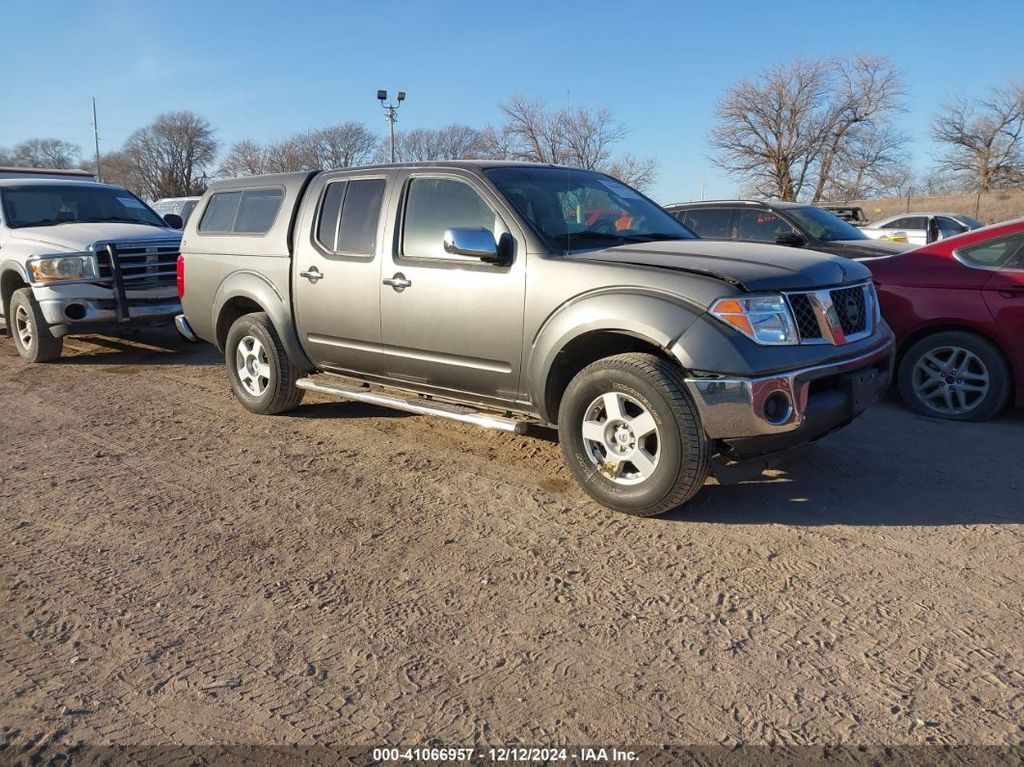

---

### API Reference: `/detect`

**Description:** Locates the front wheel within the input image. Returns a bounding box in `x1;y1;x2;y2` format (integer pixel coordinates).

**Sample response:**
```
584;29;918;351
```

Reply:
9;288;63;363
225;312;305;415
558;353;710;516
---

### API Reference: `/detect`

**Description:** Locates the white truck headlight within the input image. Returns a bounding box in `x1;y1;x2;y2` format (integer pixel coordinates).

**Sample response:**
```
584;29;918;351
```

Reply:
710;294;798;345
28;254;99;284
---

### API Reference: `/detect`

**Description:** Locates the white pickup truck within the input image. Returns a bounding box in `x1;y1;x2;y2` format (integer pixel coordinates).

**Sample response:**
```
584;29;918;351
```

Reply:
0;178;182;361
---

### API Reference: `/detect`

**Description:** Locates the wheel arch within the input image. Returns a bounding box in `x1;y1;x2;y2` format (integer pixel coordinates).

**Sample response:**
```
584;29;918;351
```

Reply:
1;263;30;321
530;293;700;424
212;271;313;372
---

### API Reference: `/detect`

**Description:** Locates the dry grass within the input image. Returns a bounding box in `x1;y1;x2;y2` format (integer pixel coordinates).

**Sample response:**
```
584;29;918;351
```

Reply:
837;190;1024;225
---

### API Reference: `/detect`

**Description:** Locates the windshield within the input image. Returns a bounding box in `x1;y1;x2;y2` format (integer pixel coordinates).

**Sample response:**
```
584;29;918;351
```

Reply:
788;206;867;242
0;184;167;229
957;215;983;229
484;166;695;253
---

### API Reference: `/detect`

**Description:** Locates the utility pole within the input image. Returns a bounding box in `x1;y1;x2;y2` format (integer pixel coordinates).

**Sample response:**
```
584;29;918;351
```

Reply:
92;97;101;182
377;89;406;163
700;176;705;201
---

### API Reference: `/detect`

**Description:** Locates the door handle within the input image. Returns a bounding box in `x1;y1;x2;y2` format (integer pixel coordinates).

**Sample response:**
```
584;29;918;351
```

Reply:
383;273;412;292
300;266;323;283
998;289;1024;298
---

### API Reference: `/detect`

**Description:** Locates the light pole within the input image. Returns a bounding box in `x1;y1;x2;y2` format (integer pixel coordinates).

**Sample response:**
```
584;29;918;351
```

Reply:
377;89;406;163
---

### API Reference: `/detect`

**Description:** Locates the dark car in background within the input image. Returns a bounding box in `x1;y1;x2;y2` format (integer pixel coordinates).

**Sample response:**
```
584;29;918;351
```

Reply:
665;200;908;260
868;219;1024;421
820;205;868;225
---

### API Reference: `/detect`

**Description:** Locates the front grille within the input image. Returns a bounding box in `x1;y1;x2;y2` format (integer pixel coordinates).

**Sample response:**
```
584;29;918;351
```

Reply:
785;283;871;344
830;285;868;335
788;293;822;340
93;239;180;290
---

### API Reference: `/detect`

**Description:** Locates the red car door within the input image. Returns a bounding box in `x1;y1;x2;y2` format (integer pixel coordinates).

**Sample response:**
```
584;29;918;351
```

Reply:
981;244;1024;406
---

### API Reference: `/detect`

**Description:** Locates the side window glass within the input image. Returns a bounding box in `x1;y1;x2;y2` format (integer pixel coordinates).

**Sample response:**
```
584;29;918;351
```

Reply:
734;209;793;242
938;217;967;237
338;179;386;255
199;191;241;233
682;208;732;239
403;178;497;259
199;188;283;234
957;234;1024;269
315;182;347;251
234;188;284;234
906;216;928;230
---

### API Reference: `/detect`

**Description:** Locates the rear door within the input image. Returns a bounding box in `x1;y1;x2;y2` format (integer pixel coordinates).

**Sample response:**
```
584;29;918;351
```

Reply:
378;170;526;403
292;173;390;374
979;235;1024;385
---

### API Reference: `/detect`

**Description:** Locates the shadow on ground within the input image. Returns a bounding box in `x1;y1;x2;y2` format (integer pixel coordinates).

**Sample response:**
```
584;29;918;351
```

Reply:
58;327;219;367
667;403;1022;527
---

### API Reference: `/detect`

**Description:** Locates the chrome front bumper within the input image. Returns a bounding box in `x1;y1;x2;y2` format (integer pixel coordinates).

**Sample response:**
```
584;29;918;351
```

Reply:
684;341;893;440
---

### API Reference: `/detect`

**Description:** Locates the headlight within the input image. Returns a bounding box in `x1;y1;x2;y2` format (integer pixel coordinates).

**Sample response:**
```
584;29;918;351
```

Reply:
710;294;798;345
28;254;99;283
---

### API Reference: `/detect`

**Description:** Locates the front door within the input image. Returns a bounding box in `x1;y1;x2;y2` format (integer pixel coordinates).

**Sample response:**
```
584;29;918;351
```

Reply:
378;173;526;403
292;174;390;374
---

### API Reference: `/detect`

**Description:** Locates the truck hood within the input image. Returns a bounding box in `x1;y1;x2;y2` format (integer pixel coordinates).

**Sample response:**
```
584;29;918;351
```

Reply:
571;239;871;292
7;223;180;253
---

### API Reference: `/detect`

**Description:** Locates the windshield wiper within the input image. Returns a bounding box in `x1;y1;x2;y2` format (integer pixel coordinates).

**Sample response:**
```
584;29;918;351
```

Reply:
615;233;687;243
21;219;65;227
77;217;149;224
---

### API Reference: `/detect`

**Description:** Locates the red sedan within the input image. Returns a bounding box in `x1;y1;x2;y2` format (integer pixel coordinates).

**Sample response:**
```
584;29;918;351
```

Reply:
867;219;1024;421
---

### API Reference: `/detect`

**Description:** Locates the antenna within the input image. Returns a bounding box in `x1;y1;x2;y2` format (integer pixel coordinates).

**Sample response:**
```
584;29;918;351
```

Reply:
92;97;101;182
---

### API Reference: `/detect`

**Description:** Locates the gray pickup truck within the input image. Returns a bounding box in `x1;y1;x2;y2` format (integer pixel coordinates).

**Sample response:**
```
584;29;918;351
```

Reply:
177;162;893;516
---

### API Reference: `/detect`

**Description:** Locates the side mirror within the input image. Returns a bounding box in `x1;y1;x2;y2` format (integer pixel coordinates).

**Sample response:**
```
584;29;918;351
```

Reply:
775;231;805;247
443;227;511;265
163;213;184;229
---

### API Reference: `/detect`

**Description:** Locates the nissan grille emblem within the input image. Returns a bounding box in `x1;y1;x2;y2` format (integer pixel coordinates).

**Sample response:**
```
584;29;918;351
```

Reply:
843;293;862;327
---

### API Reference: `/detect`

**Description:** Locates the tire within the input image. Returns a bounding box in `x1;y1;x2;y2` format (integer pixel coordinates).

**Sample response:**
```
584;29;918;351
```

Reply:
224;312;305;415
897;330;1010;422
9;288;63;363
558;352;711;516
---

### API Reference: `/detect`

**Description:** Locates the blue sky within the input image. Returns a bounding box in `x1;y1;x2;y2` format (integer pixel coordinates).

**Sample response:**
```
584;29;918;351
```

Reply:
3;0;1022;202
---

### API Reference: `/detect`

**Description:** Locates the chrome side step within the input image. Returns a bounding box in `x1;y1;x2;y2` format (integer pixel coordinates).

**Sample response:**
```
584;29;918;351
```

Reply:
295;377;529;434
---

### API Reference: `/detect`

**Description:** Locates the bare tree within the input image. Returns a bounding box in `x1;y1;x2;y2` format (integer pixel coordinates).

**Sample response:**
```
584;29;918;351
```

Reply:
97;149;147;193
932;82;1024;191
496;97;658;189
308;122;378;168
1;138;82;169
388;124;484;162
823;125;911;199
218;140;273;177
604;153;659;190
710;56;906;201
810;56;906;201
219;122;378;177
120;112;218;198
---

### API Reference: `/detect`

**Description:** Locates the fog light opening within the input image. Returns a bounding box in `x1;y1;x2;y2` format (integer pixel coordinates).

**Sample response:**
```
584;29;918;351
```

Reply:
64;304;87;321
763;391;793;425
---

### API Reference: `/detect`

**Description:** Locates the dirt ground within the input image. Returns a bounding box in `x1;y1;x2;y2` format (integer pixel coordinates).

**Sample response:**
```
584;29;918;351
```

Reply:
1;327;1021;759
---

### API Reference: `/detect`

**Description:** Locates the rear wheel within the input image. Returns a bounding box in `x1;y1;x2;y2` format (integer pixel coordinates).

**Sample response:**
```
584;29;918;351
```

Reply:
897;330;1010;422
9;288;63;363
225;312;304;415
558;353;710;516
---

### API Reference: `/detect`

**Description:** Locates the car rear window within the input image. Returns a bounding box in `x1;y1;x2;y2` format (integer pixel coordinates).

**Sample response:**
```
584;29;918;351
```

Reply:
199;187;283;235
